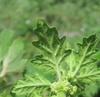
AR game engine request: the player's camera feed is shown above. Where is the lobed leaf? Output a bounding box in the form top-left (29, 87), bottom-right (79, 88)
top-left (66, 34), bottom-right (100, 81)
top-left (11, 19), bottom-right (100, 97)
top-left (31, 19), bottom-right (71, 80)
top-left (12, 74), bottom-right (51, 96)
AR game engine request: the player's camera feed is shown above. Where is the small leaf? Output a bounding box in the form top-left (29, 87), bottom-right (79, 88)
top-left (12, 74), bottom-right (51, 96)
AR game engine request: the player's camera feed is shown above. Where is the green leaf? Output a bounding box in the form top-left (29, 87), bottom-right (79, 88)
top-left (0, 30), bottom-right (27, 77)
top-left (0, 29), bottom-right (13, 62)
top-left (31, 19), bottom-right (71, 80)
top-left (5, 38), bottom-right (27, 73)
top-left (12, 19), bottom-right (71, 96)
top-left (11, 74), bottom-right (51, 96)
top-left (66, 34), bottom-right (100, 81)
top-left (11, 19), bottom-right (100, 97)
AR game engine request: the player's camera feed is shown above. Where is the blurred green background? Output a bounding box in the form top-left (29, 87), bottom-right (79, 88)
top-left (0, 0), bottom-right (100, 57)
top-left (0, 0), bottom-right (100, 97)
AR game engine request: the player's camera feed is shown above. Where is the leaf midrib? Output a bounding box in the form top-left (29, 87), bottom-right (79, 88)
top-left (77, 71), bottom-right (100, 79)
top-left (73, 43), bottom-right (90, 77)
top-left (15, 83), bottom-right (51, 89)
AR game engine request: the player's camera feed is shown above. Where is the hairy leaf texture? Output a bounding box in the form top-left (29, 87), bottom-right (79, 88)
top-left (11, 19), bottom-right (71, 96)
top-left (31, 19), bottom-right (71, 79)
top-left (12, 74), bottom-right (51, 96)
top-left (11, 19), bottom-right (100, 97)
top-left (66, 34), bottom-right (100, 81)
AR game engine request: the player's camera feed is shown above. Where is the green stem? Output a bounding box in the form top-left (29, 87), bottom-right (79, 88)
top-left (56, 64), bottom-right (61, 81)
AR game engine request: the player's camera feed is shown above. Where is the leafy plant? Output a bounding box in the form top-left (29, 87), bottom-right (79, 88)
top-left (0, 29), bottom-right (27, 94)
top-left (11, 19), bottom-right (100, 97)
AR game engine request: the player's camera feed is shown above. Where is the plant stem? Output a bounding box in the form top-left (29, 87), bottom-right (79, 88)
top-left (56, 64), bottom-right (61, 81)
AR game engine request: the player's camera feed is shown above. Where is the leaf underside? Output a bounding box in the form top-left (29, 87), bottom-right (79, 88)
top-left (12, 74), bottom-right (51, 96)
top-left (66, 34), bottom-right (100, 82)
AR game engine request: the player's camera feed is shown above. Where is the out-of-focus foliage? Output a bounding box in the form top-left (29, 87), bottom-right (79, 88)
top-left (0, 0), bottom-right (100, 58)
top-left (0, 0), bottom-right (100, 36)
top-left (0, 30), bottom-right (27, 95)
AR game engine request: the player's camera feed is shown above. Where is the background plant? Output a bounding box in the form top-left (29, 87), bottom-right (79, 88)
top-left (0, 30), bottom-right (27, 96)
top-left (0, 0), bottom-right (100, 58)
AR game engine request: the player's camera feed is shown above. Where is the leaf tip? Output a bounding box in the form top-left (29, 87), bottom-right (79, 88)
top-left (37, 18), bottom-right (46, 27)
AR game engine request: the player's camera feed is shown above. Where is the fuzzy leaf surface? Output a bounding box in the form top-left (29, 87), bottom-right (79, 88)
top-left (66, 34), bottom-right (100, 81)
top-left (31, 19), bottom-right (71, 80)
top-left (12, 74), bottom-right (51, 96)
